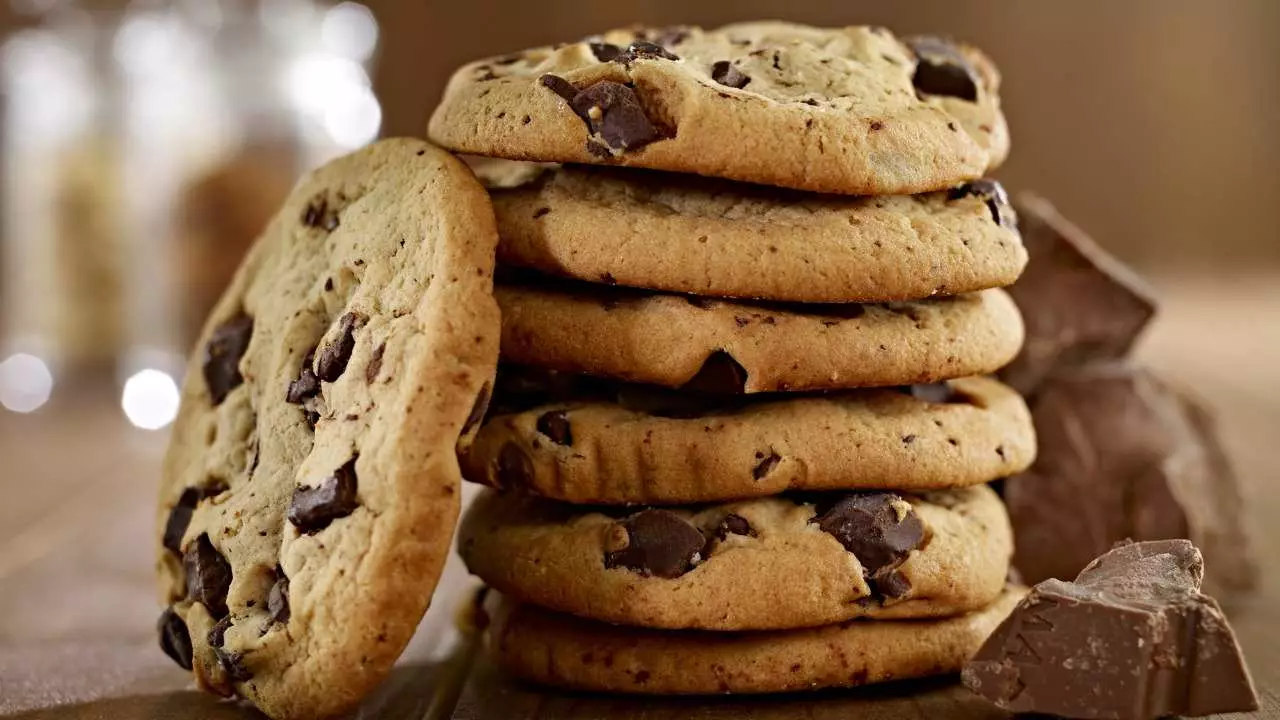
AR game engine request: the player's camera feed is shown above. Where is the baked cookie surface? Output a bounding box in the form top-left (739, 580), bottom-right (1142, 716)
top-left (156, 139), bottom-right (500, 719)
top-left (463, 373), bottom-right (1034, 504)
top-left (490, 165), bottom-right (1025, 303)
top-left (458, 485), bottom-right (1012, 631)
top-left (486, 587), bottom-right (1023, 694)
top-left (498, 280), bottom-right (1024, 392)
top-left (429, 22), bottom-right (1008, 195)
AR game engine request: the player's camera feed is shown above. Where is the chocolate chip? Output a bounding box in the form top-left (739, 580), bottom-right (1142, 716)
top-left (715, 513), bottom-right (754, 540)
top-left (620, 41), bottom-right (678, 62)
top-left (365, 342), bottom-right (385, 384)
top-left (681, 351), bottom-right (748, 394)
top-left (462, 382), bottom-right (492, 435)
top-left (590, 42), bottom-right (622, 61)
top-left (879, 569), bottom-right (912, 598)
top-left (315, 312), bottom-right (366, 383)
top-left (569, 81), bottom-right (660, 152)
top-left (753, 450), bottom-right (781, 479)
top-left (948, 179), bottom-right (1014, 229)
top-left (184, 533), bottom-right (233, 619)
top-left (286, 348), bottom-right (321, 404)
top-left (539, 73), bottom-right (578, 102)
top-left (907, 36), bottom-right (979, 102)
top-left (536, 410), bottom-right (573, 446)
top-left (288, 458), bottom-right (360, 534)
top-left (811, 492), bottom-right (924, 579)
top-left (711, 60), bottom-right (750, 89)
top-left (157, 607), bottom-right (193, 670)
top-left (203, 313), bottom-right (253, 405)
top-left (208, 617), bottom-right (253, 682)
top-left (604, 509), bottom-right (705, 578)
top-left (267, 568), bottom-right (290, 624)
top-left (162, 484), bottom-right (226, 556)
top-left (495, 442), bottom-right (534, 489)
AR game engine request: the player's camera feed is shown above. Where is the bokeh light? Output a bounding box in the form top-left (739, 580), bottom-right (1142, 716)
top-left (120, 368), bottom-right (180, 430)
top-left (0, 353), bottom-right (55, 414)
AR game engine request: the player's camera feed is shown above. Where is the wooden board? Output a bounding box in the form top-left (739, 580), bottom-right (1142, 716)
top-left (1, 276), bottom-right (1277, 719)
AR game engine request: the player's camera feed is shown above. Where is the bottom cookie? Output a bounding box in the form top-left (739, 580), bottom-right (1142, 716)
top-left (484, 587), bottom-right (1024, 695)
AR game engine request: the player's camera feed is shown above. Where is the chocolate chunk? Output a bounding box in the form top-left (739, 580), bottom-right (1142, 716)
top-left (208, 617), bottom-right (253, 682)
top-left (157, 607), bottom-right (193, 670)
top-left (267, 568), bottom-right (290, 624)
top-left (184, 533), bottom-right (233, 619)
top-left (286, 363), bottom-right (320, 404)
top-left (569, 81), bottom-right (660, 152)
top-left (711, 60), bottom-right (750, 89)
top-left (589, 42), bottom-right (622, 62)
top-left (681, 351), bottom-right (748, 393)
top-left (494, 442), bottom-right (533, 489)
top-left (620, 41), bottom-right (678, 62)
top-left (461, 382), bottom-right (492, 435)
top-left (714, 513), bottom-right (754, 540)
top-left (878, 569), bottom-right (912, 598)
top-left (365, 342), bottom-right (385, 384)
top-left (948, 179), bottom-right (1014, 229)
top-left (162, 484), bottom-right (225, 556)
top-left (203, 313), bottom-right (253, 405)
top-left (315, 312), bottom-right (365, 383)
top-left (999, 194), bottom-right (1159, 397)
top-left (811, 492), bottom-right (924, 582)
top-left (964, 540), bottom-right (1259, 719)
top-left (288, 458), bottom-right (360, 534)
top-left (535, 410), bottom-right (573, 446)
top-left (539, 73), bottom-right (578, 103)
top-left (1004, 365), bottom-right (1257, 596)
top-left (604, 509), bottom-right (705, 579)
top-left (906, 36), bottom-right (979, 102)
top-left (752, 450), bottom-right (781, 479)
top-left (301, 197), bottom-right (340, 231)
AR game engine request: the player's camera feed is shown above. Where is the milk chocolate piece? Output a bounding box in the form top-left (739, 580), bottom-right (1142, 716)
top-left (963, 540), bottom-right (1258, 719)
top-left (999, 193), bottom-right (1158, 397)
top-left (1004, 364), bottom-right (1256, 596)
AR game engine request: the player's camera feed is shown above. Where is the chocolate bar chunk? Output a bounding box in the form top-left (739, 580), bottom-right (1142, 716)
top-left (999, 193), bottom-right (1158, 398)
top-left (1004, 363), bottom-right (1257, 596)
top-left (963, 539), bottom-right (1258, 719)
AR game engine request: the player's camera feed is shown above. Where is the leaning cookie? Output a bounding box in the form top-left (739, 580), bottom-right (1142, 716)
top-left (463, 376), bottom-right (1034, 504)
top-left (486, 587), bottom-right (1024, 694)
top-left (155, 140), bottom-right (500, 719)
top-left (458, 485), bottom-right (1012, 631)
top-left (491, 165), bottom-right (1024, 303)
top-left (429, 22), bottom-right (1008, 195)
top-left (498, 280), bottom-right (1023, 392)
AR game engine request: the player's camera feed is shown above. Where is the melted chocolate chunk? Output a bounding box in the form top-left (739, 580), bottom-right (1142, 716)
top-left (604, 509), bottom-right (705, 579)
top-left (811, 492), bottom-right (924, 581)
top-left (157, 607), bottom-right (193, 670)
top-left (203, 313), bottom-right (253, 405)
top-left (949, 179), bottom-right (1014, 229)
top-left (495, 442), bottom-right (534, 489)
top-left (752, 450), bottom-right (781, 479)
top-left (184, 533), bottom-right (233, 619)
top-left (569, 81), bottom-right (660, 152)
top-left (620, 41), bottom-right (679, 62)
top-left (539, 73), bottom-right (579, 102)
top-left (535, 410), bottom-right (573, 446)
top-left (162, 484), bottom-right (226, 556)
top-left (589, 42), bottom-right (622, 62)
top-left (288, 458), bottom-right (360, 534)
top-left (711, 60), bottom-right (750, 89)
top-left (907, 36), bottom-right (979, 102)
top-left (316, 312), bottom-right (365, 383)
top-left (681, 351), bottom-right (748, 394)
top-left (267, 568), bottom-right (290, 624)
top-left (714, 513), bottom-right (754, 540)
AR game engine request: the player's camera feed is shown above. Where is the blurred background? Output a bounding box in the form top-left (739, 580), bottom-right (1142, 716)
top-left (0, 0), bottom-right (1277, 425)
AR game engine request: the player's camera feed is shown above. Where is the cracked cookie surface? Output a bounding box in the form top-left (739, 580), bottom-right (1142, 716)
top-left (458, 484), bottom-right (1011, 630)
top-left (429, 22), bottom-right (1008, 195)
top-left (155, 139), bottom-right (500, 719)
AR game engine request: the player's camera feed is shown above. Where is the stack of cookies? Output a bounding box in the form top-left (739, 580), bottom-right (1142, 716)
top-left (429, 22), bottom-right (1039, 694)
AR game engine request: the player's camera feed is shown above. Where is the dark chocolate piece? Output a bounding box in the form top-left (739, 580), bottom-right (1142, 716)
top-left (157, 607), bottom-right (193, 670)
top-left (906, 36), bottom-right (979, 101)
top-left (267, 567), bottom-right (291, 624)
top-left (589, 42), bottom-right (622, 62)
top-left (999, 193), bottom-right (1158, 397)
top-left (535, 410), bottom-right (573, 446)
top-left (681, 351), bottom-right (748, 394)
top-left (948, 179), bottom-right (1014, 229)
top-left (713, 513), bottom-right (754, 540)
top-left (711, 60), bottom-right (750, 89)
top-left (162, 483), bottom-right (226, 556)
top-left (315, 312), bottom-right (366, 383)
top-left (203, 313), bottom-right (253, 405)
top-left (568, 81), bottom-right (660, 152)
top-left (604, 509), bottom-right (705, 578)
top-left (288, 458), bottom-right (360, 534)
top-left (208, 616), bottom-right (253, 682)
top-left (964, 540), bottom-right (1258, 719)
top-left (184, 533), bottom-right (233, 619)
top-left (811, 493), bottom-right (924, 580)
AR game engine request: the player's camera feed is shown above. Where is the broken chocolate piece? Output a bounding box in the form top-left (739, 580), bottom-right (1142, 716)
top-left (963, 540), bottom-right (1258, 719)
top-left (604, 509), bottom-right (705, 578)
top-left (535, 410), bottom-right (573, 446)
top-left (184, 533), bottom-right (233, 619)
top-left (203, 313), bottom-right (253, 405)
top-left (288, 458), bottom-right (360, 534)
top-left (906, 36), bottom-right (979, 101)
top-left (162, 484), bottom-right (225, 556)
top-left (711, 60), bottom-right (751, 89)
top-left (999, 193), bottom-right (1158, 397)
top-left (811, 492), bottom-right (924, 585)
top-left (569, 81), bottom-right (660, 152)
top-left (315, 312), bottom-right (365, 383)
top-left (1005, 364), bottom-right (1257, 596)
top-left (948, 179), bottom-right (1014, 229)
top-left (157, 607), bottom-right (193, 670)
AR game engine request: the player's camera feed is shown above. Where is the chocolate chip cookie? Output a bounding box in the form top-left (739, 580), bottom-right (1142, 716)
top-left (155, 139), bottom-right (500, 719)
top-left (489, 164), bottom-right (1025, 303)
top-left (497, 279), bottom-right (1024, 392)
top-left (463, 373), bottom-right (1034, 504)
top-left (429, 22), bottom-right (1008, 195)
top-left (485, 587), bottom-right (1023, 694)
top-left (458, 485), bottom-right (1012, 630)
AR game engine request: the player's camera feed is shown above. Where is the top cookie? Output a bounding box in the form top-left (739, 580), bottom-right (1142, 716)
top-left (155, 139), bottom-right (500, 719)
top-left (429, 22), bottom-right (1009, 195)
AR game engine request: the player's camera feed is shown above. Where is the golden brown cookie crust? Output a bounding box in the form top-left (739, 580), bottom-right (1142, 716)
top-left (458, 485), bottom-right (1012, 631)
top-left (429, 23), bottom-right (1008, 195)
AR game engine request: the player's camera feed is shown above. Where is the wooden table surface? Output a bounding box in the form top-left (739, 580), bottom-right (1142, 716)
top-left (2, 275), bottom-right (1277, 719)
